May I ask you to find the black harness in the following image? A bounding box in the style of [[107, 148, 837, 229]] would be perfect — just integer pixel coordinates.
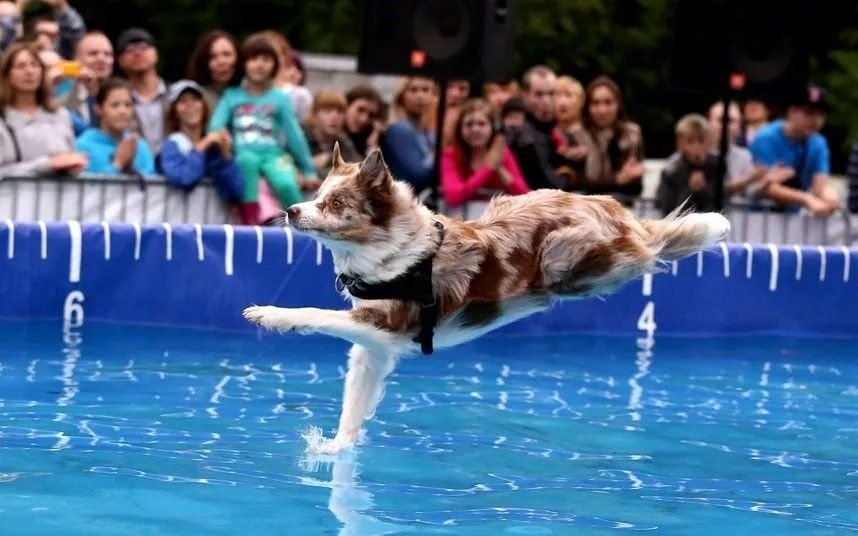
[[336, 221, 444, 355]]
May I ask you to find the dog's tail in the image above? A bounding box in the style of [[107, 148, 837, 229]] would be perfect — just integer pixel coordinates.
[[641, 204, 730, 262]]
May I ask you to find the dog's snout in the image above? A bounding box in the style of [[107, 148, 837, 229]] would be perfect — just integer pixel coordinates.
[[286, 206, 301, 221]]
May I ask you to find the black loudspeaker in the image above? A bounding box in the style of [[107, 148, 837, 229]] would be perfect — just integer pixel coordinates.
[[358, 0, 515, 82], [670, 0, 811, 104]]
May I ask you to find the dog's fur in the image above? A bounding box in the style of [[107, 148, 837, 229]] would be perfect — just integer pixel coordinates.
[[244, 144, 730, 453]]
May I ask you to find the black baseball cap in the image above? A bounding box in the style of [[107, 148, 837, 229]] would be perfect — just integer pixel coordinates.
[[789, 84, 829, 113], [116, 28, 155, 54]]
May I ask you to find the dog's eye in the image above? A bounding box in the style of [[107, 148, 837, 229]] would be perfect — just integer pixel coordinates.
[[330, 199, 343, 210]]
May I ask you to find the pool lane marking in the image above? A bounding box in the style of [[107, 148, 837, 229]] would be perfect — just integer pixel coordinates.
[[67, 220, 81, 283], [817, 246, 826, 282], [719, 242, 730, 278], [4, 219, 13, 258], [101, 221, 111, 260], [194, 224, 204, 261], [161, 223, 173, 261], [840, 246, 850, 283], [255, 226, 263, 264], [793, 245, 802, 281], [744, 243, 753, 279], [38, 220, 47, 259], [316, 241, 323, 266], [223, 225, 234, 276], [642, 273, 652, 297], [284, 227, 293, 265], [133, 223, 141, 260], [767, 243, 779, 292]]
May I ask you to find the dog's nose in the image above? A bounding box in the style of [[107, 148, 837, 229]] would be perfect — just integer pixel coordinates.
[[286, 206, 301, 221]]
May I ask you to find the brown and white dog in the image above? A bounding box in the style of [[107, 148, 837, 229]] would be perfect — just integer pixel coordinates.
[[244, 144, 730, 454]]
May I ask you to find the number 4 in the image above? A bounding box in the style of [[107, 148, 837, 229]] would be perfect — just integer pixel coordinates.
[[637, 301, 656, 337]]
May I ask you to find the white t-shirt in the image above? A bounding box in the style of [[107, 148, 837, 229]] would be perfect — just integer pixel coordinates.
[[278, 83, 312, 122]]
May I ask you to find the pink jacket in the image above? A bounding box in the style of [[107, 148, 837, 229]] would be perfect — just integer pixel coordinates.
[[441, 145, 530, 207]]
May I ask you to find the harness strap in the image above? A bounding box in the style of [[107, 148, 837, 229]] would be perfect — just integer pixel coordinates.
[[336, 220, 444, 355]]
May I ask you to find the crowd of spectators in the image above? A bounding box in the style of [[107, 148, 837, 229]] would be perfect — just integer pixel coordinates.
[[0, 1, 852, 225]]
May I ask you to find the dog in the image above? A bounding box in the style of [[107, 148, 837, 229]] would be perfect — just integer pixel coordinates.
[[244, 144, 730, 454]]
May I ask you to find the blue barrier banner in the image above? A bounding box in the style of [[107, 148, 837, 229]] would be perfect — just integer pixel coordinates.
[[0, 221, 856, 337]]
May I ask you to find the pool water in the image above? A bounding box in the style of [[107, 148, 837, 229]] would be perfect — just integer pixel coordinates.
[[0, 322, 855, 535]]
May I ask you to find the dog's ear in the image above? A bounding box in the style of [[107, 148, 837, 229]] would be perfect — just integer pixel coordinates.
[[359, 149, 392, 190], [331, 141, 345, 169]]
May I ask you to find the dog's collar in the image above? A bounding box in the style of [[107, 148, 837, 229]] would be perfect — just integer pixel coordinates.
[[336, 220, 445, 355]]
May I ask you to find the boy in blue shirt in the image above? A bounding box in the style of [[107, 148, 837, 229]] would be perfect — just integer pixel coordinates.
[[750, 85, 840, 216]]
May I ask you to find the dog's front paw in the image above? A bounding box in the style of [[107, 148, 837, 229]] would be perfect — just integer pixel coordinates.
[[243, 305, 298, 332], [243, 306, 316, 334]]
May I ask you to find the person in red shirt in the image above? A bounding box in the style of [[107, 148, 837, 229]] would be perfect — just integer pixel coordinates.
[[441, 98, 530, 208]]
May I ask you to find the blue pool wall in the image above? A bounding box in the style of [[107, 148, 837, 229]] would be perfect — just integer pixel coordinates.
[[1, 221, 856, 337]]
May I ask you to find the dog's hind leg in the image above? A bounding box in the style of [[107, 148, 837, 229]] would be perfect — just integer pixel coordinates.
[[541, 226, 656, 297], [310, 344, 396, 454]]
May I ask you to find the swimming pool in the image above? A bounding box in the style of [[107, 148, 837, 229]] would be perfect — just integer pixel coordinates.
[[1, 321, 855, 534]]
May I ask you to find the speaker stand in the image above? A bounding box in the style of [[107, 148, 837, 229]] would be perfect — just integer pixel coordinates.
[[427, 79, 448, 211], [714, 91, 732, 212]]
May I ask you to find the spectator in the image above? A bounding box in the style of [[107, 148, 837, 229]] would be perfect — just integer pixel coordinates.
[[37, 49, 67, 96], [554, 75, 585, 134], [500, 96, 526, 130], [21, 0, 85, 59], [66, 30, 113, 135], [186, 30, 241, 110], [261, 30, 313, 122], [209, 33, 317, 225], [381, 76, 437, 191], [0, 43, 86, 178], [160, 80, 243, 214], [0, 1, 22, 52], [441, 98, 529, 207], [657, 114, 718, 215], [344, 84, 384, 157], [283, 50, 313, 122], [483, 79, 519, 115], [116, 28, 168, 154], [707, 101, 763, 202], [506, 65, 567, 191], [739, 97, 770, 147], [441, 79, 470, 147], [750, 85, 840, 216], [848, 140, 858, 213], [304, 89, 361, 179], [576, 75, 645, 204], [553, 75, 587, 187], [75, 77, 155, 176]]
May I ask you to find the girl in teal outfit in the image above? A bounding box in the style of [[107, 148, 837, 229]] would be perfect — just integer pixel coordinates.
[[209, 33, 318, 225]]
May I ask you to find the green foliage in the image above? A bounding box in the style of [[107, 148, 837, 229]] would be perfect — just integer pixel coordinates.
[[815, 25, 858, 157]]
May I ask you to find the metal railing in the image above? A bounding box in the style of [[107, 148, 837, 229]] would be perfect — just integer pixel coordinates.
[[0, 174, 232, 224], [0, 173, 854, 246], [628, 197, 853, 246]]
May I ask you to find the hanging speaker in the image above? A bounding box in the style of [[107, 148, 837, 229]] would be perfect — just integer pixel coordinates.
[[670, 0, 811, 104], [358, 0, 515, 82]]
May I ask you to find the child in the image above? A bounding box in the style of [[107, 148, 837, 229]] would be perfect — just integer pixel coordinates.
[[657, 114, 719, 216], [75, 77, 156, 176], [304, 89, 361, 179], [209, 33, 318, 225], [159, 80, 244, 218]]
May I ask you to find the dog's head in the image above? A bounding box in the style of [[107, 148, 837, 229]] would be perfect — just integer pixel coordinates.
[[286, 143, 407, 246]]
